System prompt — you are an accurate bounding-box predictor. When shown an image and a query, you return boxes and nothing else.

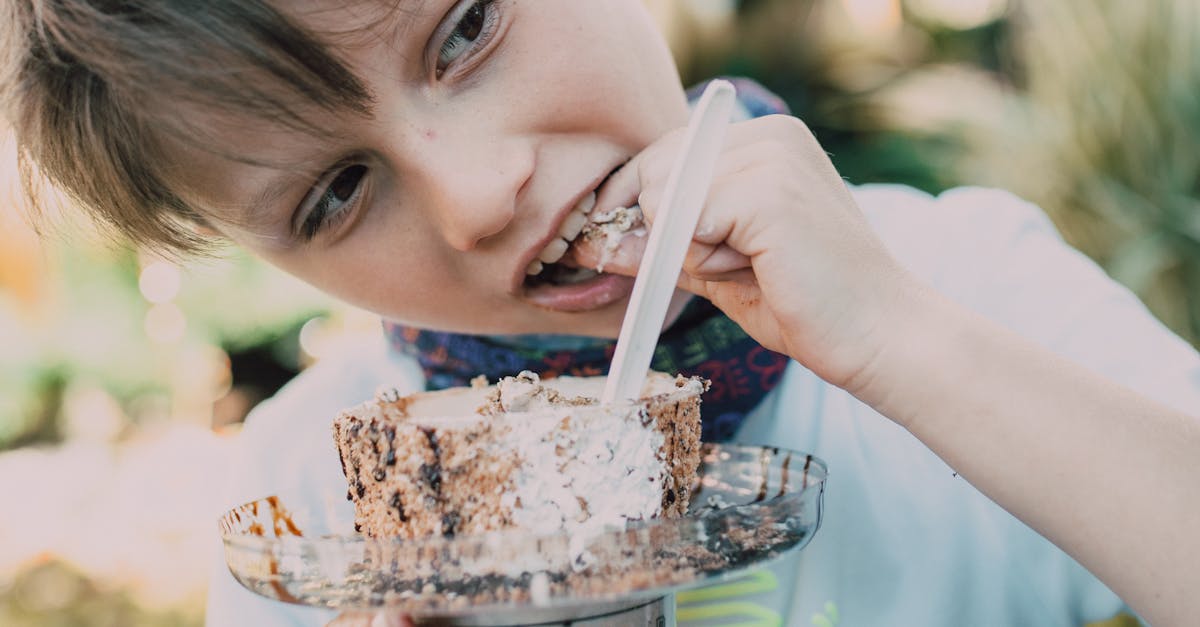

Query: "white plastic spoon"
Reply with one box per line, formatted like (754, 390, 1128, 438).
(602, 80, 738, 404)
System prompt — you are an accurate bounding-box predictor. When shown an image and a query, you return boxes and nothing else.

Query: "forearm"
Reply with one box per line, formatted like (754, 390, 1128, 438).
(851, 279, 1200, 626)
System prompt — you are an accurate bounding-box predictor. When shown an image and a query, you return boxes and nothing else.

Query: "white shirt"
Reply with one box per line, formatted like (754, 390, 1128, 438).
(205, 185, 1200, 626)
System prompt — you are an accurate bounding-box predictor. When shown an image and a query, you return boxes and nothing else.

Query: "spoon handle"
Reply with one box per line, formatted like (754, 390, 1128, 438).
(602, 80, 737, 404)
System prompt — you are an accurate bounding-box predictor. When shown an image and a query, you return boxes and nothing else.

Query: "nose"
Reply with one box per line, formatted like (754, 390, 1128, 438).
(414, 129, 534, 252)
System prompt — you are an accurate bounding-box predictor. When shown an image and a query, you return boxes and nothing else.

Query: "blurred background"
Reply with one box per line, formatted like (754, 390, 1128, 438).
(1, 0, 1197, 624)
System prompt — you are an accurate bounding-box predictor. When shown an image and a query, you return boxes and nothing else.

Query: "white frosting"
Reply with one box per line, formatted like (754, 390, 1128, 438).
(490, 372, 667, 538)
(494, 371, 570, 413)
(583, 205, 647, 273)
(529, 572, 551, 606)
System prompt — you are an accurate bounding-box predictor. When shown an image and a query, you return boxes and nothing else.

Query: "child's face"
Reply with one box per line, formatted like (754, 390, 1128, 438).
(180, 0, 689, 336)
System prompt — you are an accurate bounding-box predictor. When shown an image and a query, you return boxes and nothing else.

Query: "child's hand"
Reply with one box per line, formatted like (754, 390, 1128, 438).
(326, 611, 412, 627)
(575, 115, 916, 389)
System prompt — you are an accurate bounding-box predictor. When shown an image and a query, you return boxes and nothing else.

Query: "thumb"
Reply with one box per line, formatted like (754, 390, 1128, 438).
(567, 213, 647, 277)
(568, 130, 686, 276)
(371, 612, 413, 627)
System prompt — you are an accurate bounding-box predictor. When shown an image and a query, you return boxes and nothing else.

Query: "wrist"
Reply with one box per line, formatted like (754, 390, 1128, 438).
(839, 273, 952, 428)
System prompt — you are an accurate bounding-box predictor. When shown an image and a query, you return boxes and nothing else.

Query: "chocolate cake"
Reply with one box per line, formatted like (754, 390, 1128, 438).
(333, 371, 705, 540)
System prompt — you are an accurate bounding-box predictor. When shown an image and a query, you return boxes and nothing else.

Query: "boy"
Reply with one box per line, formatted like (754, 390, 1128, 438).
(5, 1, 1198, 625)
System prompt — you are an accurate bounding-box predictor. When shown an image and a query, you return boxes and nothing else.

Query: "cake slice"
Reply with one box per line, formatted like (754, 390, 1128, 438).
(333, 371, 705, 539)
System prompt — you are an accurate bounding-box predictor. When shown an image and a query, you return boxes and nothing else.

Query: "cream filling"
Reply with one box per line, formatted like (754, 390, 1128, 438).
(498, 405, 666, 536)
(490, 372, 666, 539)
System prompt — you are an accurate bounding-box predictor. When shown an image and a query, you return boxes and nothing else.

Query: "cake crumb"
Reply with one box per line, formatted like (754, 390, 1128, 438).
(581, 205, 646, 272)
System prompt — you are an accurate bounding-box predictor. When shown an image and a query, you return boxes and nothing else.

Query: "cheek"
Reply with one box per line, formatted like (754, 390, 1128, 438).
(264, 247, 461, 322)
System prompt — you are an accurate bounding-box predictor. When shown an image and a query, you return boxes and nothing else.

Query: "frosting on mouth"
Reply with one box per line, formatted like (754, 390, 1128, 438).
(525, 202, 645, 288)
(578, 205, 645, 273)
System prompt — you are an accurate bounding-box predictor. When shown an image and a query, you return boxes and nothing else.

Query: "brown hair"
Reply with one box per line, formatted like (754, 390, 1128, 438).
(1, 0, 374, 254)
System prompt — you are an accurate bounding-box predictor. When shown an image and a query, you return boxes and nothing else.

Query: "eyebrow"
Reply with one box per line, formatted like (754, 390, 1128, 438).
(214, 0, 434, 233)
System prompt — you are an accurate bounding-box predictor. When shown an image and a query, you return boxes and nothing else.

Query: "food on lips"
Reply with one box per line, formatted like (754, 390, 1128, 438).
(579, 205, 645, 273)
(524, 192, 596, 286)
(333, 371, 705, 540)
(524, 193, 646, 286)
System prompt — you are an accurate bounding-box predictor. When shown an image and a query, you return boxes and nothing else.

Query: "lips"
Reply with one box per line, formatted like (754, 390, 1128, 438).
(514, 163, 642, 313)
(523, 272, 636, 312)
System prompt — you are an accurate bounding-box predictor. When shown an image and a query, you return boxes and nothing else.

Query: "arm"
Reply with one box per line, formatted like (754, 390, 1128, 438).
(855, 273, 1200, 627)
(582, 114, 1200, 625)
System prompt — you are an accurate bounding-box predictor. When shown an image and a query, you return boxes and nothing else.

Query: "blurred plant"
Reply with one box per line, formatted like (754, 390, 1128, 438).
(667, 0, 1013, 195)
(0, 207, 337, 450)
(965, 0, 1200, 345)
(0, 560, 203, 627)
(866, 0, 1200, 345)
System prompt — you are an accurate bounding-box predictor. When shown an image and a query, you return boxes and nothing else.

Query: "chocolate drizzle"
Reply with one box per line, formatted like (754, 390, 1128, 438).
(418, 427, 443, 492)
(752, 448, 771, 503)
(442, 512, 460, 537)
(264, 496, 303, 537)
(779, 452, 792, 498)
(383, 425, 397, 466)
(418, 426, 452, 534)
(419, 463, 441, 493)
(390, 491, 408, 523)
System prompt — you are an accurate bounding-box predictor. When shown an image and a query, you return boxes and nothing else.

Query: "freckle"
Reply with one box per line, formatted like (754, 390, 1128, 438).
(424, 129, 437, 141)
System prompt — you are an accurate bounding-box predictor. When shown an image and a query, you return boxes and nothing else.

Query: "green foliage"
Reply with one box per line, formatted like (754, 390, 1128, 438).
(0, 561, 203, 627)
(959, 0, 1200, 344)
(673, 0, 1003, 195)
(701, 0, 1199, 346)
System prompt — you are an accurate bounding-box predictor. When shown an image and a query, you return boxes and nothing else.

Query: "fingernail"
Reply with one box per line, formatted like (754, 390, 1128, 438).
(370, 613, 408, 627)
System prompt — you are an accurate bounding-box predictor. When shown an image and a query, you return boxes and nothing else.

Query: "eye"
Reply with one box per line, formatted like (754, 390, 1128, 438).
(436, 0, 499, 77)
(299, 164, 368, 241)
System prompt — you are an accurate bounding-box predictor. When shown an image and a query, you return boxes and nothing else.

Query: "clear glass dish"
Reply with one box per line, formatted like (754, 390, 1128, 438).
(220, 444, 826, 618)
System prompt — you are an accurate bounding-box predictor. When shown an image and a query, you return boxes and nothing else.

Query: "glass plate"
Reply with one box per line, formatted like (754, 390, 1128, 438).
(220, 444, 825, 617)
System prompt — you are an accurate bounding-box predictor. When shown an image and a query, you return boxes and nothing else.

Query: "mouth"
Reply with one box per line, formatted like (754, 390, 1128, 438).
(516, 163, 640, 313)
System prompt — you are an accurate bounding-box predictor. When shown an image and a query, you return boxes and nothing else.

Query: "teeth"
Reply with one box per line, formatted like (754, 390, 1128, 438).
(574, 191, 596, 215)
(524, 193, 598, 279)
(537, 237, 570, 264)
(559, 210, 588, 241)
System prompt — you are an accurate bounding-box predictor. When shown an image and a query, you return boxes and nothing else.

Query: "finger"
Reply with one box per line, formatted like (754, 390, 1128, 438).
(327, 613, 372, 627)
(592, 128, 686, 224)
(327, 611, 413, 627)
(684, 242, 752, 279)
(572, 167, 760, 279)
(595, 115, 809, 235)
(371, 612, 413, 627)
(568, 227, 646, 277)
(680, 268, 757, 292)
(580, 115, 821, 277)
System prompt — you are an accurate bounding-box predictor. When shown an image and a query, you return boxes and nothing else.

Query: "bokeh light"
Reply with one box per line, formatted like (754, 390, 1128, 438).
(143, 303, 186, 344)
(840, 0, 903, 36)
(905, 0, 1008, 30)
(1, 2, 1196, 626)
(137, 261, 182, 305)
